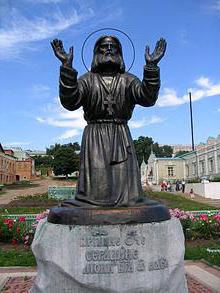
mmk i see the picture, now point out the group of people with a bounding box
[175,179,185,193]
[160,179,186,193]
[160,180,173,192]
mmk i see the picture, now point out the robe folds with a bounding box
[59,65,160,206]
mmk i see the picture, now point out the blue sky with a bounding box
[0,0,220,150]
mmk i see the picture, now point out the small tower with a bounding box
[140,156,147,187]
[147,146,156,184]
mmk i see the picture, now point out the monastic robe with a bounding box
[59,65,160,206]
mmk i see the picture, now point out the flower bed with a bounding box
[170,208,220,240]
[0,209,219,246]
[0,210,49,246]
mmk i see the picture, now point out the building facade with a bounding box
[146,141,220,185]
[0,144,16,184]
[159,134,220,155]
[4,147,36,182]
[183,142,220,181]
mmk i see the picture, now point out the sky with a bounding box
[0,0,220,150]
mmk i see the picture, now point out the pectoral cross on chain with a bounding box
[104,95,116,115]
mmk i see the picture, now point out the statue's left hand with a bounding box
[145,38,167,67]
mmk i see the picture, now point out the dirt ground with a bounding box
[0,177,76,205]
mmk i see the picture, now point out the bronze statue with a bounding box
[51,35,166,208]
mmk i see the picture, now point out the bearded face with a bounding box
[91,36,125,73]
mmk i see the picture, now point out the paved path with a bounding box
[0,262,219,292]
[152,185,220,209]
[185,261,220,292]
[0,178,76,205]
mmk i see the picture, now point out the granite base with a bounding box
[30,218,188,293]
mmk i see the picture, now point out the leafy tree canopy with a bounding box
[47,143,80,177]
[133,136,173,165]
[33,155,53,168]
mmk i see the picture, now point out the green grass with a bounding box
[148,191,217,211]
[0,248,36,266]
[0,207,46,214]
[14,193,54,201]
[5,181,40,190]
[185,241,220,267]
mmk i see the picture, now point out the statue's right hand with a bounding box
[51,39,73,68]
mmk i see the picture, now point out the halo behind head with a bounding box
[81,28,135,72]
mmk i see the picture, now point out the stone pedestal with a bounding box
[30,218,188,293]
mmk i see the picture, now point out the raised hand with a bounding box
[51,39,73,68]
[145,38,167,67]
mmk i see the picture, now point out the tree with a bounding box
[153,143,173,158]
[49,143,80,178]
[34,155,53,168]
[33,155,53,176]
[133,136,173,165]
[174,151,190,157]
[46,142,80,156]
[133,136,153,165]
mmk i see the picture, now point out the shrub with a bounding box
[210,176,220,182]
[0,210,49,246]
[170,208,220,240]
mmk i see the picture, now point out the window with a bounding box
[208,158,214,173]
[185,165,189,177]
[167,166,174,177]
[192,163,196,175]
[200,161,205,174]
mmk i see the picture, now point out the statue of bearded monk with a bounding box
[51,35,166,207]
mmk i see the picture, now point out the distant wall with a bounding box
[185,182,220,199]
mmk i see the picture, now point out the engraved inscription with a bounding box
[125,230,145,246]
[83,263,115,275]
[148,257,168,271]
[85,247,139,262]
[81,229,147,275]
[117,261,134,273]
[136,259,146,272]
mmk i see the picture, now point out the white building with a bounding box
[146,142,220,185]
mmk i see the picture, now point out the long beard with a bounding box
[97,53,121,71]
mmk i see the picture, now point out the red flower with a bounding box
[18,217,26,222]
[12,239,17,245]
[214,214,220,222]
[3,219,14,229]
[200,214,208,222]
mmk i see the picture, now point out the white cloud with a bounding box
[217,108,220,112]
[36,98,85,139]
[209,0,220,11]
[4,142,31,147]
[158,76,220,107]
[129,116,165,129]
[0,1,122,60]
[0,5,93,59]
[33,84,50,92]
[25,0,64,3]
[59,129,80,139]
[179,29,189,45]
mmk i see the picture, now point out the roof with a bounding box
[0,143,4,153]
[155,157,184,161]
[175,150,197,158]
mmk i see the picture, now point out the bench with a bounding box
[48,186,76,200]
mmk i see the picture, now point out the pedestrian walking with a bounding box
[181,179,185,193]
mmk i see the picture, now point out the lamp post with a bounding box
[189,92,199,179]
[189,92,195,151]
